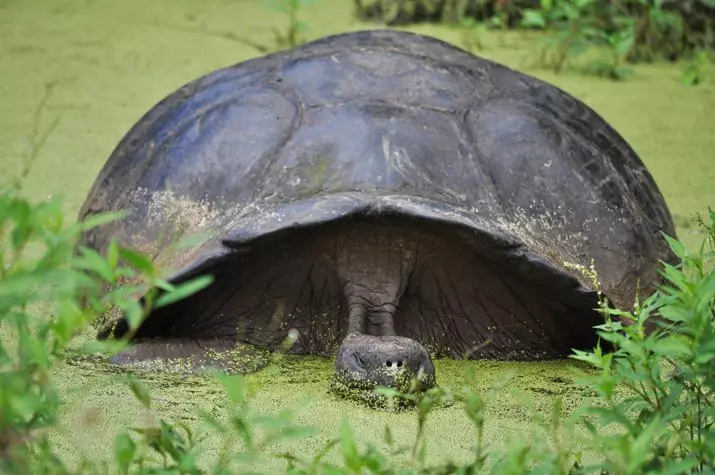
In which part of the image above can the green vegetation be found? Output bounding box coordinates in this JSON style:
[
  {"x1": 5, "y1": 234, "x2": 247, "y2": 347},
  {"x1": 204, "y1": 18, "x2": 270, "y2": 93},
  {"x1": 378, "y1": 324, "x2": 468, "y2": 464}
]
[
  {"x1": 1, "y1": 0, "x2": 714, "y2": 473},
  {"x1": 183, "y1": 0, "x2": 324, "y2": 55},
  {"x1": 263, "y1": 0, "x2": 324, "y2": 51},
  {"x1": 355, "y1": 0, "x2": 715, "y2": 81}
]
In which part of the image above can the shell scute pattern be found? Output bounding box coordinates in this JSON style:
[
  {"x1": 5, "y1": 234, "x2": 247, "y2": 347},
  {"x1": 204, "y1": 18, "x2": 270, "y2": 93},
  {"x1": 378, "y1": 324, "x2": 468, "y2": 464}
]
[{"x1": 77, "y1": 30, "x2": 676, "y2": 311}]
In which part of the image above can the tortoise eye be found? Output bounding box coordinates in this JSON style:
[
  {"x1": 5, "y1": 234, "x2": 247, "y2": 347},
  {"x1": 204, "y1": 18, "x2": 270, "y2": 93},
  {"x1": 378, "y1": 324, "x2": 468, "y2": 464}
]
[{"x1": 354, "y1": 353, "x2": 366, "y2": 369}]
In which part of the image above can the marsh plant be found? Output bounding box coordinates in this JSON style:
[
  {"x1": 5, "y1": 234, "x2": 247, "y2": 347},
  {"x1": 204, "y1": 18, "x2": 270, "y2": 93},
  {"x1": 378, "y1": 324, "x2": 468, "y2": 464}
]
[
  {"x1": 581, "y1": 21, "x2": 636, "y2": 80},
  {"x1": 262, "y1": 0, "x2": 322, "y2": 51},
  {"x1": 237, "y1": 0, "x2": 323, "y2": 53},
  {"x1": 682, "y1": 48, "x2": 713, "y2": 85},
  {"x1": 520, "y1": 0, "x2": 604, "y2": 75},
  {"x1": 353, "y1": 0, "x2": 442, "y2": 25},
  {"x1": 353, "y1": 0, "x2": 533, "y2": 26},
  {"x1": 173, "y1": 0, "x2": 321, "y2": 56},
  {"x1": 458, "y1": 15, "x2": 487, "y2": 53},
  {"x1": 569, "y1": 211, "x2": 715, "y2": 473},
  {"x1": 355, "y1": 0, "x2": 715, "y2": 82}
]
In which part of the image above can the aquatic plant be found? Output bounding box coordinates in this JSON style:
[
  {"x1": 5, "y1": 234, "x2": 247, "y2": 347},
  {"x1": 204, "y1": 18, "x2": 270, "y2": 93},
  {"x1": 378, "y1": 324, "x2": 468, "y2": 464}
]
[
  {"x1": 157, "y1": 0, "x2": 323, "y2": 56},
  {"x1": 263, "y1": 0, "x2": 323, "y2": 51}
]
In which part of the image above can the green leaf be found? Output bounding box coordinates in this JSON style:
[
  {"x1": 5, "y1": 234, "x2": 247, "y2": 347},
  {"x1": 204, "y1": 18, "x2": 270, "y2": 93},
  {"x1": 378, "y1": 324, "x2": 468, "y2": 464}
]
[
  {"x1": 652, "y1": 336, "x2": 691, "y2": 358},
  {"x1": 614, "y1": 32, "x2": 634, "y2": 58},
  {"x1": 118, "y1": 248, "x2": 155, "y2": 275},
  {"x1": 320, "y1": 464, "x2": 347, "y2": 475},
  {"x1": 339, "y1": 418, "x2": 362, "y2": 472},
  {"x1": 154, "y1": 275, "x2": 213, "y2": 308},
  {"x1": 79, "y1": 211, "x2": 126, "y2": 231},
  {"x1": 173, "y1": 229, "x2": 215, "y2": 251},
  {"x1": 374, "y1": 386, "x2": 403, "y2": 399},
  {"x1": 590, "y1": 406, "x2": 636, "y2": 433},
  {"x1": 8, "y1": 392, "x2": 41, "y2": 424},
  {"x1": 76, "y1": 246, "x2": 115, "y2": 283},
  {"x1": 49, "y1": 299, "x2": 85, "y2": 347},
  {"x1": 197, "y1": 408, "x2": 227, "y2": 435},
  {"x1": 683, "y1": 69, "x2": 700, "y2": 87},
  {"x1": 521, "y1": 10, "x2": 546, "y2": 28},
  {"x1": 125, "y1": 375, "x2": 152, "y2": 409},
  {"x1": 313, "y1": 440, "x2": 341, "y2": 467},
  {"x1": 628, "y1": 416, "x2": 661, "y2": 471},
  {"x1": 663, "y1": 233, "x2": 686, "y2": 260},
  {"x1": 118, "y1": 299, "x2": 144, "y2": 331},
  {"x1": 11, "y1": 225, "x2": 31, "y2": 252},
  {"x1": 0, "y1": 270, "x2": 64, "y2": 301},
  {"x1": 660, "y1": 262, "x2": 689, "y2": 293},
  {"x1": 463, "y1": 392, "x2": 485, "y2": 428},
  {"x1": 658, "y1": 459, "x2": 700, "y2": 475},
  {"x1": 107, "y1": 238, "x2": 119, "y2": 270},
  {"x1": 153, "y1": 279, "x2": 176, "y2": 292},
  {"x1": 114, "y1": 433, "x2": 137, "y2": 475},
  {"x1": 264, "y1": 425, "x2": 317, "y2": 446},
  {"x1": 384, "y1": 425, "x2": 394, "y2": 447},
  {"x1": 217, "y1": 373, "x2": 246, "y2": 406},
  {"x1": 19, "y1": 323, "x2": 50, "y2": 369}
]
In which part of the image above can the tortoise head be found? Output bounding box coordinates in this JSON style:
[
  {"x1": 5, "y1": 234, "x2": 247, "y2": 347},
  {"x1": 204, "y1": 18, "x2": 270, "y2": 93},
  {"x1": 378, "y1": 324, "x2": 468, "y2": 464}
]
[{"x1": 333, "y1": 333, "x2": 436, "y2": 395}]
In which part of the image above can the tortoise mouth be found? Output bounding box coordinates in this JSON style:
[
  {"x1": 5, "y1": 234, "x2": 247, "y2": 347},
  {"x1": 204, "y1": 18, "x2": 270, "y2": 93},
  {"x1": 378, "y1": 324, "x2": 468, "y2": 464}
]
[{"x1": 99, "y1": 213, "x2": 604, "y2": 396}]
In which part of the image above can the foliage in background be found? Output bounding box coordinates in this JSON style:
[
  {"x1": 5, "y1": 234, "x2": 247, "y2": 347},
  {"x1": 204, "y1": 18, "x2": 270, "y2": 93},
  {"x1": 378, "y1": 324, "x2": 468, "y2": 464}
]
[
  {"x1": 682, "y1": 48, "x2": 713, "y2": 85},
  {"x1": 354, "y1": 0, "x2": 715, "y2": 82},
  {"x1": 518, "y1": 0, "x2": 637, "y2": 79}
]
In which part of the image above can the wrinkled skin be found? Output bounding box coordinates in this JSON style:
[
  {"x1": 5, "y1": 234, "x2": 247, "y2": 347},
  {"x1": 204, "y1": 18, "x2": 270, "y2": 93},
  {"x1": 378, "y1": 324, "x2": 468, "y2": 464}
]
[
  {"x1": 79, "y1": 30, "x2": 677, "y2": 396},
  {"x1": 335, "y1": 334, "x2": 436, "y2": 391}
]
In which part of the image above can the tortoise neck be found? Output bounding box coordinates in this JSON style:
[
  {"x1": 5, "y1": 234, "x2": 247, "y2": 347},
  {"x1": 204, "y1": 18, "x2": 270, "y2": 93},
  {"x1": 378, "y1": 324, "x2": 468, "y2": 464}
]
[{"x1": 333, "y1": 220, "x2": 419, "y2": 337}]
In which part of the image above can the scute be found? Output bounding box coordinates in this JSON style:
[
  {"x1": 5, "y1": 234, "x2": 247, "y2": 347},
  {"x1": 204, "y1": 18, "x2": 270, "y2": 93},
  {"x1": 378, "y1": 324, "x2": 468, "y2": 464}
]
[
  {"x1": 277, "y1": 48, "x2": 475, "y2": 111},
  {"x1": 260, "y1": 102, "x2": 493, "y2": 201},
  {"x1": 145, "y1": 88, "x2": 299, "y2": 202}
]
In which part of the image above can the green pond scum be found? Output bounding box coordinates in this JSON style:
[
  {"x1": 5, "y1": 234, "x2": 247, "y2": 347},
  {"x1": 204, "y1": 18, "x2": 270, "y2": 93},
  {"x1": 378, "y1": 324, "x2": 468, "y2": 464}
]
[
  {"x1": 49, "y1": 324, "x2": 602, "y2": 471},
  {"x1": 0, "y1": 0, "x2": 713, "y2": 472}
]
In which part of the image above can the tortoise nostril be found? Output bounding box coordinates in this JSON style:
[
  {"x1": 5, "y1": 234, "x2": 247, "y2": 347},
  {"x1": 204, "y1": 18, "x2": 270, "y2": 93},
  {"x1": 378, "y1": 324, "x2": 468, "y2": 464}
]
[
  {"x1": 386, "y1": 360, "x2": 392, "y2": 367},
  {"x1": 397, "y1": 360, "x2": 403, "y2": 368}
]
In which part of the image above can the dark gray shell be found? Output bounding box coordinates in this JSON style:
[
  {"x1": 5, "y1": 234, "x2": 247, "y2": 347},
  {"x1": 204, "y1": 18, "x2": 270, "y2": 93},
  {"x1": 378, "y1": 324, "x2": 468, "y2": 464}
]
[{"x1": 78, "y1": 29, "x2": 676, "y2": 310}]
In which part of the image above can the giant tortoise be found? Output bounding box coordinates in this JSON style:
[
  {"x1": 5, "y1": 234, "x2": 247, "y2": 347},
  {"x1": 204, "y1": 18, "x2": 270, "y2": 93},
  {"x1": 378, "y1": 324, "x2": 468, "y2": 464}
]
[{"x1": 78, "y1": 29, "x2": 676, "y2": 395}]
